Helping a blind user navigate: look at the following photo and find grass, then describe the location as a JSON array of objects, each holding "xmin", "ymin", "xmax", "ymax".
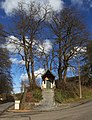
[
  {"xmin": 82, "ymin": 87, "xmax": 92, "ymax": 99},
  {"xmin": 54, "ymin": 86, "xmax": 92, "ymax": 104}
]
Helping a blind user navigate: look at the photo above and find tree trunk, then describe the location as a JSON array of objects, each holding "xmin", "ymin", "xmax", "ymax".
[
  {"xmin": 58, "ymin": 40, "xmax": 62, "ymax": 81},
  {"xmin": 26, "ymin": 62, "xmax": 32, "ymax": 88},
  {"xmin": 31, "ymin": 58, "xmax": 36, "ymax": 89},
  {"xmin": 20, "ymin": 87, "xmax": 27, "ymax": 110},
  {"xmin": 58, "ymin": 63, "xmax": 62, "ymax": 81},
  {"xmin": 30, "ymin": 44, "xmax": 36, "ymax": 89},
  {"xmin": 63, "ymin": 68, "xmax": 67, "ymax": 83},
  {"xmin": 22, "ymin": 35, "xmax": 32, "ymax": 88}
]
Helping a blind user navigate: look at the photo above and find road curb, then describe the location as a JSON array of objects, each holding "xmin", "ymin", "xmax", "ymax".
[
  {"xmin": 30, "ymin": 98, "xmax": 92, "ymax": 112},
  {"xmin": 69, "ymin": 98, "xmax": 92, "ymax": 108},
  {"xmin": 3, "ymin": 98, "xmax": 92, "ymax": 114}
]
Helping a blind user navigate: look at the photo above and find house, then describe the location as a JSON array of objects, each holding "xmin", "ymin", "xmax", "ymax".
[{"xmin": 41, "ymin": 70, "xmax": 55, "ymax": 89}]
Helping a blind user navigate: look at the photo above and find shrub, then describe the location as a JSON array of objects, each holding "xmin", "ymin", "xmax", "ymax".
[
  {"xmin": 33, "ymin": 88, "xmax": 42, "ymax": 101},
  {"xmin": 15, "ymin": 93, "xmax": 22, "ymax": 100},
  {"xmin": 25, "ymin": 88, "xmax": 42, "ymax": 102},
  {"xmin": 6, "ymin": 94, "xmax": 15, "ymax": 102},
  {"xmin": 55, "ymin": 82, "xmax": 79, "ymax": 103},
  {"xmin": 82, "ymin": 87, "xmax": 92, "ymax": 99},
  {"xmin": 25, "ymin": 92, "xmax": 35, "ymax": 102}
]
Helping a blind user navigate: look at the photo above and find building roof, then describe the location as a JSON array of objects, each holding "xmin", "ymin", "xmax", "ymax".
[{"xmin": 42, "ymin": 70, "xmax": 55, "ymax": 80}]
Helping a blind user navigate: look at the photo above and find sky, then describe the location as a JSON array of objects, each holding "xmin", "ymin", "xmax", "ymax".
[{"xmin": 0, "ymin": 0, "xmax": 92, "ymax": 93}]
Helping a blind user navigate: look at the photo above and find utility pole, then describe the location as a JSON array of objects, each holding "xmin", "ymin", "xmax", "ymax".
[{"xmin": 78, "ymin": 60, "xmax": 82, "ymax": 99}]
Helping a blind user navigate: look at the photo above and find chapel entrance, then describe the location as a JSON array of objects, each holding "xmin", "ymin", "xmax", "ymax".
[
  {"xmin": 41, "ymin": 70, "xmax": 55, "ymax": 89},
  {"xmin": 46, "ymin": 80, "xmax": 51, "ymax": 89}
]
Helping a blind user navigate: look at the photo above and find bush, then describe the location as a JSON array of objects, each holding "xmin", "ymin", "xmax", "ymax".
[
  {"xmin": 15, "ymin": 93, "xmax": 22, "ymax": 100},
  {"xmin": 25, "ymin": 88, "xmax": 42, "ymax": 102},
  {"xmin": 82, "ymin": 87, "xmax": 92, "ymax": 99},
  {"xmin": 33, "ymin": 88, "xmax": 42, "ymax": 101},
  {"xmin": 54, "ymin": 89, "xmax": 63, "ymax": 103},
  {"xmin": 55, "ymin": 82, "xmax": 79, "ymax": 103},
  {"xmin": 55, "ymin": 89, "xmax": 72, "ymax": 103},
  {"xmin": 25, "ymin": 92, "xmax": 35, "ymax": 102},
  {"xmin": 6, "ymin": 94, "xmax": 15, "ymax": 102}
]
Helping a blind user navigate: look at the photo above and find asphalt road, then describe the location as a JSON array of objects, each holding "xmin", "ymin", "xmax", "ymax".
[
  {"xmin": 0, "ymin": 102, "xmax": 14, "ymax": 115},
  {"xmin": 0, "ymin": 100, "xmax": 92, "ymax": 120}
]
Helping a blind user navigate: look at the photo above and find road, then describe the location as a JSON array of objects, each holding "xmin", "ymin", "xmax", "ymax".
[
  {"xmin": 0, "ymin": 102, "xmax": 14, "ymax": 115},
  {"xmin": 0, "ymin": 100, "xmax": 92, "ymax": 120}
]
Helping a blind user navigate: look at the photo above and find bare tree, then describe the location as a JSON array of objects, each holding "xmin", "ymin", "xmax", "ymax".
[
  {"xmin": 50, "ymin": 7, "xmax": 89, "ymax": 83},
  {"xmin": 0, "ymin": 23, "xmax": 13, "ymax": 95},
  {"xmin": 10, "ymin": 2, "xmax": 50, "ymax": 89},
  {"xmin": 37, "ymin": 43, "xmax": 56, "ymax": 71}
]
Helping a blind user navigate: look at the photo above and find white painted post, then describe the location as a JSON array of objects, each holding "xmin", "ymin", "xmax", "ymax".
[{"xmin": 15, "ymin": 100, "xmax": 20, "ymax": 110}]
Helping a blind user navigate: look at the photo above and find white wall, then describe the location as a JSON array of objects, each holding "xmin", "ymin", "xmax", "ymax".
[{"xmin": 41, "ymin": 80, "xmax": 55, "ymax": 89}]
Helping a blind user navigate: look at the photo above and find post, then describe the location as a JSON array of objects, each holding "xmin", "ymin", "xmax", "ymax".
[
  {"xmin": 15, "ymin": 100, "xmax": 20, "ymax": 110},
  {"xmin": 78, "ymin": 60, "xmax": 82, "ymax": 99}
]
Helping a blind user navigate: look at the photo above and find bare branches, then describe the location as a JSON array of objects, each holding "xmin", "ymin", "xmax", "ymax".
[
  {"xmin": 9, "ymin": 2, "xmax": 50, "ymax": 89},
  {"xmin": 50, "ymin": 7, "xmax": 89, "ymax": 82}
]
